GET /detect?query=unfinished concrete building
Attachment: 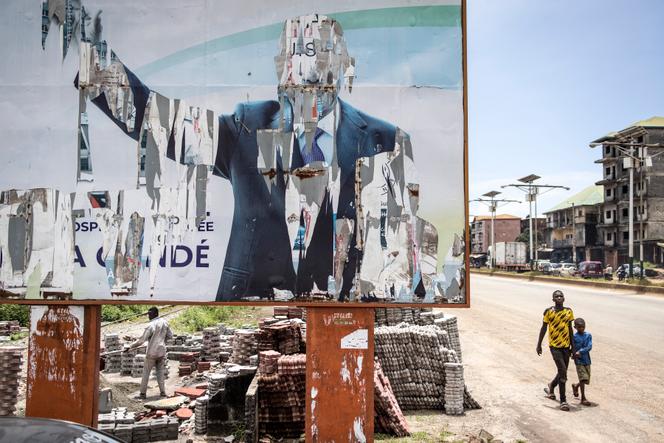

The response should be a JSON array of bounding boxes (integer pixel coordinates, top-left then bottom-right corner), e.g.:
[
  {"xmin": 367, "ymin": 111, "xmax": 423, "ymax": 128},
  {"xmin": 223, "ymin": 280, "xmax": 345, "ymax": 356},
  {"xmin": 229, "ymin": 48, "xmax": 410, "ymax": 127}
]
[
  {"xmin": 592, "ymin": 117, "xmax": 664, "ymax": 268},
  {"xmin": 543, "ymin": 185, "xmax": 603, "ymax": 263}
]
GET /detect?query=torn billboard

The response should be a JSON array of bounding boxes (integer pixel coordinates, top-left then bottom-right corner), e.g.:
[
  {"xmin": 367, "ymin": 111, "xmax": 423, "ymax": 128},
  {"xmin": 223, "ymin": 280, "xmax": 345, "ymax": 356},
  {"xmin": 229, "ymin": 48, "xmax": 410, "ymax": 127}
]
[{"xmin": 0, "ymin": 0, "xmax": 467, "ymax": 304}]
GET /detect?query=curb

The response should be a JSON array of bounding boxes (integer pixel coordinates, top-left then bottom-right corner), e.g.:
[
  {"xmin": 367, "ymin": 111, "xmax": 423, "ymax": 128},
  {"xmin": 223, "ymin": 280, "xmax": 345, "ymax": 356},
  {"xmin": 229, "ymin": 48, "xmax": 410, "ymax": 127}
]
[{"xmin": 470, "ymin": 270, "xmax": 664, "ymax": 295}]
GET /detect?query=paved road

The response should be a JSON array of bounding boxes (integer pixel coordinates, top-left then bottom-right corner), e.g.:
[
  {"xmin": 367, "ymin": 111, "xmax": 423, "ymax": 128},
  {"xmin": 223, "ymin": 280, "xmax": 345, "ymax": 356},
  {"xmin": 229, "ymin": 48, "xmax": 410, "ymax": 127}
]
[{"xmin": 448, "ymin": 274, "xmax": 664, "ymax": 442}]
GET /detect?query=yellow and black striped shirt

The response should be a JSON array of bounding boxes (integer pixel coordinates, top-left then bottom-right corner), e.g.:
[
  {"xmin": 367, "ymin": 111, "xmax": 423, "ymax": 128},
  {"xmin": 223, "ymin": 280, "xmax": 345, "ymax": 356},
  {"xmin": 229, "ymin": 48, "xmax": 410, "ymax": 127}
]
[{"xmin": 543, "ymin": 306, "xmax": 574, "ymax": 348}]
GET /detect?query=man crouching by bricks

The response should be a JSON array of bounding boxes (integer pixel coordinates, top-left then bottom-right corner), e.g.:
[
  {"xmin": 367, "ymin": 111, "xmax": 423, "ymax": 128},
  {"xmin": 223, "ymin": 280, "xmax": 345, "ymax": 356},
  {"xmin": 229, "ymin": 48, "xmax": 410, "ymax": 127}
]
[
  {"xmin": 130, "ymin": 307, "xmax": 173, "ymax": 399},
  {"xmin": 536, "ymin": 290, "xmax": 575, "ymax": 411}
]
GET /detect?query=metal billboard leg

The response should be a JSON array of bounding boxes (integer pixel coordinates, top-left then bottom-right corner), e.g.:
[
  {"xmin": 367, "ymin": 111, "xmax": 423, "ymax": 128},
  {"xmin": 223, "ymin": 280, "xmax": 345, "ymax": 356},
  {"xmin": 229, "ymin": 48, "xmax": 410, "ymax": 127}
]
[
  {"xmin": 306, "ymin": 307, "xmax": 374, "ymax": 442},
  {"xmin": 26, "ymin": 304, "xmax": 101, "ymax": 427}
]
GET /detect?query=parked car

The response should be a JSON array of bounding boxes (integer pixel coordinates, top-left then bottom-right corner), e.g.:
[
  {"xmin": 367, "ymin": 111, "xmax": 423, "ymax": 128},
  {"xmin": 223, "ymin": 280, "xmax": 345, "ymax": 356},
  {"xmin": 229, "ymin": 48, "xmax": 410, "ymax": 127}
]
[
  {"xmin": 578, "ymin": 261, "xmax": 603, "ymax": 278},
  {"xmin": 0, "ymin": 417, "xmax": 122, "ymax": 443},
  {"xmin": 615, "ymin": 264, "xmax": 658, "ymax": 278},
  {"xmin": 534, "ymin": 259, "xmax": 551, "ymax": 271},
  {"xmin": 543, "ymin": 263, "xmax": 561, "ymax": 275},
  {"xmin": 556, "ymin": 263, "xmax": 577, "ymax": 277}
]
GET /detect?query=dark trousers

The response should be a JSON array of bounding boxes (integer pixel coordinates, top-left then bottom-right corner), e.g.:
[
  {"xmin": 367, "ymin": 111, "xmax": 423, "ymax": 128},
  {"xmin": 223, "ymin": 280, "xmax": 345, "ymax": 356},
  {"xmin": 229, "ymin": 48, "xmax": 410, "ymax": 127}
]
[{"xmin": 550, "ymin": 347, "xmax": 570, "ymax": 402}]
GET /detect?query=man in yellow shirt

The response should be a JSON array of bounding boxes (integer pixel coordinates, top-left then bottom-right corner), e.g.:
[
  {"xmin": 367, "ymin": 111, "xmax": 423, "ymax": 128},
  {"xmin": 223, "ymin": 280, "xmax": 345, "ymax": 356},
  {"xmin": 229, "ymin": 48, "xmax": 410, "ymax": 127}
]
[{"xmin": 536, "ymin": 290, "xmax": 575, "ymax": 411}]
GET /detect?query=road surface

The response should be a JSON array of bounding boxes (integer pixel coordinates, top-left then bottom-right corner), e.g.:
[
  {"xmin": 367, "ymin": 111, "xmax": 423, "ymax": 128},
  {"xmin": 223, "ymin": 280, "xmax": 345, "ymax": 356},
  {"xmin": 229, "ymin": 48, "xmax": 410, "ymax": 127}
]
[{"xmin": 442, "ymin": 274, "xmax": 664, "ymax": 442}]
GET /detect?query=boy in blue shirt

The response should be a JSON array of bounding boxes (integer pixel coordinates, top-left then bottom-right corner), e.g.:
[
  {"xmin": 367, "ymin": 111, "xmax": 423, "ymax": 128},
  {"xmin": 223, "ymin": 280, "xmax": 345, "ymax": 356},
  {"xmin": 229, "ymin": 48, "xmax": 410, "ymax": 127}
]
[{"xmin": 572, "ymin": 318, "xmax": 593, "ymax": 406}]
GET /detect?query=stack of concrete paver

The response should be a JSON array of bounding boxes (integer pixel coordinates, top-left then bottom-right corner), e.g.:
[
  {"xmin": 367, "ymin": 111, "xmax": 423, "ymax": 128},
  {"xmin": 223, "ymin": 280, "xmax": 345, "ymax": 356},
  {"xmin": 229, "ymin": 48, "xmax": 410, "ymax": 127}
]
[
  {"xmin": 256, "ymin": 320, "xmax": 302, "ymax": 355},
  {"xmin": 132, "ymin": 354, "xmax": 146, "ymax": 378},
  {"xmin": 207, "ymin": 373, "xmax": 226, "ymax": 396},
  {"xmin": 374, "ymin": 359, "xmax": 409, "ymax": 437},
  {"xmin": 443, "ymin": 363, "xmax": 465, "ymax": 415},
  {"xmin": 121, "ymin": 345, "xmax": 144, "ymax": 375},
  {"xmin": 103, "ymin": 334, "xmax": 123, "ymax": 373},
  {"xmin": 435, "ymin": 315, "xmax": 462, "ymax": 362},
  {"xmin": 0, "ymin": 321, "xmax": 21, "ymax": 336},
  {"xmin": 256, "ymin": 353, "xmax": 306, "ymax": 438},
  {"xmin": 194, "ymin": 395, "xmax": 209, "ymax": 434},
  {"xmin": 374, "ymin": 319, "xmax": 480, "ymax": 414},
  {"xmin": 98, "ymin": 409, "xmax": 179, "ymax": 443},
  {"xmin": 374, "ymin": 307, "xmax": 439, "ymax": 327},
  {"xmin": 178, "ymin": 352, "xmax": 199, "ymax": 376},
  {"xmin": 132, "ymin": 421, "xmax": 151, "ymax": 443},
  {"xmin": 0, "ymin": 347, "xmax": 23, "ymax": 416},
  {"xmin": 375, "ymin": 324, "xmax": 449, "ymax": 410},
  {"xmin": 202, "ymin": 327, "xmax": 222, "ymax": 361},
  {"xmin": 230, "ymin": 329, "xmax": 257, "ymax": 365}
]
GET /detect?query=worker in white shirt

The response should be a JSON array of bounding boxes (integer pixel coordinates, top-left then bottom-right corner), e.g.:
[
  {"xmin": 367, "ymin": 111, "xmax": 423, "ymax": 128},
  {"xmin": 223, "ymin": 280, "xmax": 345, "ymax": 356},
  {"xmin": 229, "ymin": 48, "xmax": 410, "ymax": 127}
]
[{"xmin": 130, "ymin": 307, "xmax": 173, "ymax": 399}]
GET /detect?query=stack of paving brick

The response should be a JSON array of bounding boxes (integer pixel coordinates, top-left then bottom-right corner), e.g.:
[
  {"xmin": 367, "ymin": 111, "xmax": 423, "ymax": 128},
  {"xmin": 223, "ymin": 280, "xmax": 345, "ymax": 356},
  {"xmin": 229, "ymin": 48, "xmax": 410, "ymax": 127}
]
[
  {"xmin": 194, "ymin": 395, "xmax": 209, "ymax": 434},
  {"xmin": 97, "ymin": 408, "xmax": 136, "ymax": 441},
  {"xmin": 207, "ymin": 373, "xmax": 226, "ymax": 396},
  {"xmin": 132, "ymin": 354, "xmax": 146, "ymax": 378},
  {"xmin": 435, "ymin": 315, "xmax": 462, "ymax": 362},
  {"xmin": 103, "ymin": 334, "xmax": 123, "ymax": 373},
  {"xmin": 0, "ymin": 321, "xmax": 21, "ymax": 336},
  {"xmin": 121, "ymin": 345, "xmax": 143, "ymax": 375},
  {"xmin": 178, "ymin": 352, "xmax": 199, "ymax": 376},
  {"xmin": 443, "ymin": 363, "xmax": 464, "ymax": 415},
  {"xmin": 0, "ymin": 347, "xmax": 23, "ymax": 416},
  {"xmin": 374, "ymin": 324, "xmax": 450, "ymax": 410},
  {"xmin": 256, "ymin": 321, "xmax": 301, "ymax": 355},
  {"xmin": 258, "ymin": 350, "xmax": 280, "ymax": 374},
  {"xmin": 132, "ymin": 420, "xmax": 151, "ymax": 443},
  {"xmin": 374, "ymin": 322, "xmax": 480, "ymax": 414},
  {"xmin": 149, "ymin": 417, "xmax": 170, "ymax": 441},
  {"xmin": 287, "ymin": 307, "xmax": 304, "ymax": 319},
  {"xmin": 202, "ymin": 327, "xmax": 222, "ymax": 361},
  {"xmin": 256, "ymin": 353, "xmax": 306, "ymax": 438},
  {"xmin": 230, "ymin": 329, "xmax": 257, "ymax": 365},
  {"xmin": 374, "ymin": 360, "xmax": 409, "ymax": 437},
  {"xmin": 374, "ymin": 307, "xmax": 438, "ymax": 327}
]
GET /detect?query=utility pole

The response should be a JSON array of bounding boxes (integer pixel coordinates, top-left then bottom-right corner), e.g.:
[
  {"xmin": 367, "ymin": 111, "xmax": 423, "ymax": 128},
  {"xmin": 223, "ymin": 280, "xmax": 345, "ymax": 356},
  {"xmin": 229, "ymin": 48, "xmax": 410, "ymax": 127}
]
[
  {"xmin": 590, "ymin": 139, "xmax": 663, "ymax": 279},
  {"xmin": 570, "ymin": 202, "xmax": 576, "ymax": 263},
  {"xmin": 502, "ymin": 175, "xmax": 569, "ymax": 270},
  {"xmin": 470, "ymin": 191, "xmax": 520, "ymax": 269}
]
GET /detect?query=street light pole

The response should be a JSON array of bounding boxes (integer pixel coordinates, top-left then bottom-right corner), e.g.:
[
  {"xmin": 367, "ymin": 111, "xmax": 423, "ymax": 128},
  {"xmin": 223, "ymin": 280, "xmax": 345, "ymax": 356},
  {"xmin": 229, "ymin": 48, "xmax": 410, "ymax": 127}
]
[
  {"xmin": 470, "ymin": 191, "xmax": 520, "ymax": 269},
  {"xmin": 629, "ymin": 147, "xmax": 635, "ymax": 279},
  {"xmin": 502, "ymin": 175, "xmax": 569, "ymax": 271}
]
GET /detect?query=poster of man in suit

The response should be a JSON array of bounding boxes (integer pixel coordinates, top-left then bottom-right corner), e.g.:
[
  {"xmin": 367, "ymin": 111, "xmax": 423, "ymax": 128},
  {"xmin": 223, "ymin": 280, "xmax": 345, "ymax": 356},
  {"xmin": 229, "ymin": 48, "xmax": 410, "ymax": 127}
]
[{"xmin": 0, "ymin": 0, "xmax": 466, "ymax": 305}]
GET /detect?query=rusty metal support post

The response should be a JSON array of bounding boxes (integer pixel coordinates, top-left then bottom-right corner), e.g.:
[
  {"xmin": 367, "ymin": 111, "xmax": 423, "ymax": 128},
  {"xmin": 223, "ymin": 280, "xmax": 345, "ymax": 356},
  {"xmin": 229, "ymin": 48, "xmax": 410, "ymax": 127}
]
[
  {"xmin": 306, "ymin": 307, "xmax": 374, "ymax": 442},
  {"xmin": 26, "ymin": 304, "xmax": 101, "ymax": 426}
]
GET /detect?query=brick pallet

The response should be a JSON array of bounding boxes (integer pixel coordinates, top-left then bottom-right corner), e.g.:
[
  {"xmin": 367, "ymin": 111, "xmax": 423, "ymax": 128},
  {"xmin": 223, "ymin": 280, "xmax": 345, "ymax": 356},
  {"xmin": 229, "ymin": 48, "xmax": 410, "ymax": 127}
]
[{"xmin": 0, "ymin": 347, "xmax": 22, "ymax": 416}]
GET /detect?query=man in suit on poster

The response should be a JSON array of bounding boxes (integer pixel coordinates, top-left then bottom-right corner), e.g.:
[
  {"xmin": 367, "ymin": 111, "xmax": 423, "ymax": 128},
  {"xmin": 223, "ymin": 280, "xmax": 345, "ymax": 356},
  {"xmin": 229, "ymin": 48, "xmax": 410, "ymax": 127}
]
[{"xmin": 75, "ymin": 14, "xmax": 412, "ymax": 301}]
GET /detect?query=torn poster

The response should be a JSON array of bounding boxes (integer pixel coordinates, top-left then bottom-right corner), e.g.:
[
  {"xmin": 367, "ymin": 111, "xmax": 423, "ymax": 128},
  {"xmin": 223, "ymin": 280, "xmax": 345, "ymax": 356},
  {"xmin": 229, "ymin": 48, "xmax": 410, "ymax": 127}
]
[{"xmin": 0, "ymin": 2, "xmax": 467, "ymax": 305}]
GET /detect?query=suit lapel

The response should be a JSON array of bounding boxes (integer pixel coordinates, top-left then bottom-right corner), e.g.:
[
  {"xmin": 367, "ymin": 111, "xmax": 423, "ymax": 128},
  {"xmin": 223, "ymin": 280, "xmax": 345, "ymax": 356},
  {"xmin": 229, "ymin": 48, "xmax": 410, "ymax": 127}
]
[{"xmin": 337, "ymin": 99, "xmax": 367, "ymax": 186}]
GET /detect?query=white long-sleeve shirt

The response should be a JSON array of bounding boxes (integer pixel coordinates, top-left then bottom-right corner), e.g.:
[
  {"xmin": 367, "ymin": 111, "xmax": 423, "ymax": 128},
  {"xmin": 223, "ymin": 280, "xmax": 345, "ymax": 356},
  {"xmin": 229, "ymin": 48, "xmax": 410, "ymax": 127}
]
[{"xmin": 131, "ymin": 317, "xmax": 173, "ymax": 358}]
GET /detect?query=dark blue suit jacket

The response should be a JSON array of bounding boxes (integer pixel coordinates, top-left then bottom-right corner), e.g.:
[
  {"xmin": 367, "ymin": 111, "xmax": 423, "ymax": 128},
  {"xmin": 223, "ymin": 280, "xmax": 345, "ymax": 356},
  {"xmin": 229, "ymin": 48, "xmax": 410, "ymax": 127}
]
[{"xmin": 88, "ymin": 69, "xmax": 396, "ymax": 300}]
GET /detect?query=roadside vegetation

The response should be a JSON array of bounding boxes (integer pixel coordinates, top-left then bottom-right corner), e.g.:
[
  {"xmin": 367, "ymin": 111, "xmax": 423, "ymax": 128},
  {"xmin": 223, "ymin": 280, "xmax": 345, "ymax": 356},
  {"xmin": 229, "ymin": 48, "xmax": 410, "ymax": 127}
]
[
  {"xmin": 0, "ymin": 304, "xmax": 29, "ymax": 326},
  {"xmin": 169, "ymin": 306, "xmax": 260, "ymax": 333}
]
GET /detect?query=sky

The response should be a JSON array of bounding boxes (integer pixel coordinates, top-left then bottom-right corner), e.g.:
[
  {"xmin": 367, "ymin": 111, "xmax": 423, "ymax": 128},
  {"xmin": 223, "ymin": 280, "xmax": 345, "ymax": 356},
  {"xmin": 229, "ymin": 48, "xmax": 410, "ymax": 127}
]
[{"xmin": 467, "ymin": 0, "xmax": 664, "ymax": 218}]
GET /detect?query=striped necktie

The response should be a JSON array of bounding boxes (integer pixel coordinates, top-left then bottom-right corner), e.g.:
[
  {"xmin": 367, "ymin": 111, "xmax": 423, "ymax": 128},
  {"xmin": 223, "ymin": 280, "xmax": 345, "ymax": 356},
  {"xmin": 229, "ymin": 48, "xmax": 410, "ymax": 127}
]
[{"xmin": 301, "ymin": 127, "xmax": 326, "ymax": 164}]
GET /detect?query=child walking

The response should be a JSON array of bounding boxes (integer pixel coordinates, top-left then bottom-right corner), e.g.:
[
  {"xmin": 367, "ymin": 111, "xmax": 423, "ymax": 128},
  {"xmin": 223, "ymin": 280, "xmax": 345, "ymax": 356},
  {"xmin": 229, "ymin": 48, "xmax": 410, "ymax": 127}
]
[{"xmin": 572, "ymin": 317, "xmax": 593, "ymax": 406}]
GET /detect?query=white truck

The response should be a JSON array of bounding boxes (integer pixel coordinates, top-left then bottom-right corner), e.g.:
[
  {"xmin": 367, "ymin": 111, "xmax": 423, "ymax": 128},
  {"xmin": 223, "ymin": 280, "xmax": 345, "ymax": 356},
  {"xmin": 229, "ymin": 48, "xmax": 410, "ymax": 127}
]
[{"xmin": 489, "ymin": 242, "xmax": 528, "ymax": 271}]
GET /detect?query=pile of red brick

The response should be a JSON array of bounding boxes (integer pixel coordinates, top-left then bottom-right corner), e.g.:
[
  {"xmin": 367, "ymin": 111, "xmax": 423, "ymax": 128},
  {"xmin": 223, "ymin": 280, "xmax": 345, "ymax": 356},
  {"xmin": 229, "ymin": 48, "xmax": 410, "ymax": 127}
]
[
  {"xmin": 256, "ymin": 352, "xmax": 306, "ymax": 438},
  {"xmin": 374, "ymin": 360, "xmax": 410, "ymax": 437},
  {"xmin": 0, "ymin": 347, "xmax": 22, "ymax": 416},
  {"xmin": 178, "ymin": 352, "xmax": 199, "ymax": 376}
]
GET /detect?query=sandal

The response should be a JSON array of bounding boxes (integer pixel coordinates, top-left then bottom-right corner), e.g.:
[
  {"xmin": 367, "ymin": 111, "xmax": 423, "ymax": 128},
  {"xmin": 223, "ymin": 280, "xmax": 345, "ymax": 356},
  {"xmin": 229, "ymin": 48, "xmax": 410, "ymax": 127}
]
[
  {"xmin": 560, "ymin": 402, "xmax": 570, "ymax": 411},
  {"xmin": 544, "ymin": 386, "xmax": 556, "ymax": 400},
  {"xmin": 581, "ymin": 400, "xmax": 591, "ymax": 406},
  {"xmin": 572, "ymin": 383, "xmax": 579, "ymax": 398}
]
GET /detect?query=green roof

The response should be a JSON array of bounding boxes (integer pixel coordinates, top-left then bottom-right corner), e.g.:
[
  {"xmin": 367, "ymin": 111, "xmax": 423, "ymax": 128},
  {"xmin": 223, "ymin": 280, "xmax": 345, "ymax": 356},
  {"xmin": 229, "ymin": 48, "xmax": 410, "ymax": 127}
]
[
  {"xmin": 592, "ymin": 116, "xmax": 664, "ymax": 143},
  {"xmin": 629, "ymin": 116, "xmax": 664, "ymax": 128},
  {"xmin": 544, "ymin": 185, "xmax": 604, "ymax": 213}
]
